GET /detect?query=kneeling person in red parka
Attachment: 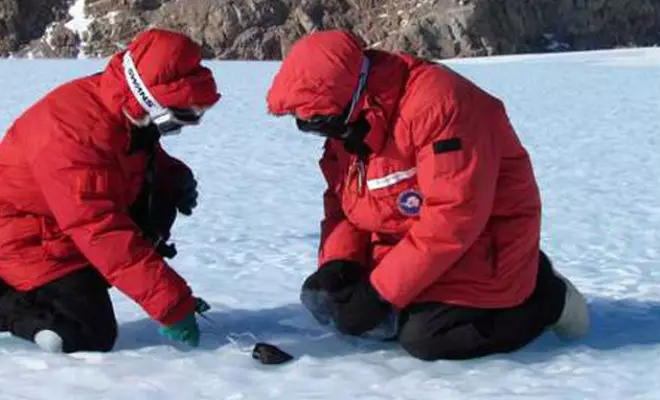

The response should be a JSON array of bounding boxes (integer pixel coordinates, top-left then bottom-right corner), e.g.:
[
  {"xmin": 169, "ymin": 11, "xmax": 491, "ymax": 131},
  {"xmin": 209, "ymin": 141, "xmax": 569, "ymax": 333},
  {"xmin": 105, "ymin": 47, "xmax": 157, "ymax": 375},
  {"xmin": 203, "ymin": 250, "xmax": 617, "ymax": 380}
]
[
  {"xmin": 0, "ymin": 29, "xmax": 220, "ymax": 353},
  {"xmin": 267, "ymin": 30, "xmax": 590, "ymax": 360}
]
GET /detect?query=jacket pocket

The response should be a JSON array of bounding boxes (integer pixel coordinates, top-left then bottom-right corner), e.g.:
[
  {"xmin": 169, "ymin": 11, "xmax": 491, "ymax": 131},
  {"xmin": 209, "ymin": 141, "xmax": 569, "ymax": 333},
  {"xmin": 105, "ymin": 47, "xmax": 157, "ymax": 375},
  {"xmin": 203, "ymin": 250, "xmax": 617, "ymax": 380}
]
[{"xmin": 343, "ymin": 158, "xmax": 421, "ymax": 232}]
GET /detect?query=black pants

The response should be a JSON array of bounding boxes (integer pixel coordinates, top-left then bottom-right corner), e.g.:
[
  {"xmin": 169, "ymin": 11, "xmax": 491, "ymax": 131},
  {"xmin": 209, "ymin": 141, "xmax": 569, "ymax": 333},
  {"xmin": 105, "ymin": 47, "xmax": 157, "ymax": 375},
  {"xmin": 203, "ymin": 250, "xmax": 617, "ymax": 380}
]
[
  {"xmin": 0, "ymin": 268, "xmax": 117, "ymax": 353},
  {"xmin": 398, "ymin": 251, "xmax": 566, "ymax": 361}
]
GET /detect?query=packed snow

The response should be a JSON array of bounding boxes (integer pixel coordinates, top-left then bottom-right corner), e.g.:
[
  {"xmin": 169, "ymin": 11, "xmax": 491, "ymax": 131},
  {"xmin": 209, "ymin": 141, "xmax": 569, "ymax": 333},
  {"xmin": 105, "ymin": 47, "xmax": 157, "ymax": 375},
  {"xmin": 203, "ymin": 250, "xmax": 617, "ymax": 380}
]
[{"xmin": 0, "ymin": 47, "xmax": 659, "ymax": 399}]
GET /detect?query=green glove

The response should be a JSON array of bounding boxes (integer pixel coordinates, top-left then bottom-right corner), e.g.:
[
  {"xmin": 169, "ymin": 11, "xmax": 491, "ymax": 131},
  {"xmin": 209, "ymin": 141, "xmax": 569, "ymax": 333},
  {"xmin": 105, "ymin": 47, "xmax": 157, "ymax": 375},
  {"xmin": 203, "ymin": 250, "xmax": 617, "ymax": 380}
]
[
  {"xmin": 158, "ymin": 313, "xmax": 200, "ymax": 347},
  {"xmin": 158, "ymin": 297, "xmax": 211, "ymax": 347}
]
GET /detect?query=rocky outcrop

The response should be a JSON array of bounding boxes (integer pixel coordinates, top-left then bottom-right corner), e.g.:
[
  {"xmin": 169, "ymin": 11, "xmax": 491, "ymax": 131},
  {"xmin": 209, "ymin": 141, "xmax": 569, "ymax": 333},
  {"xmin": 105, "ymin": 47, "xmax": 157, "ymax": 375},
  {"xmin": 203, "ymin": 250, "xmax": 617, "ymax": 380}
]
[
  {"xmin": 3, "ymin": 0, "xmax": 660, "ymax": 60},
  {"xmin": 0, "ymin": 0, "xmax": 71, "ymax": 56}
]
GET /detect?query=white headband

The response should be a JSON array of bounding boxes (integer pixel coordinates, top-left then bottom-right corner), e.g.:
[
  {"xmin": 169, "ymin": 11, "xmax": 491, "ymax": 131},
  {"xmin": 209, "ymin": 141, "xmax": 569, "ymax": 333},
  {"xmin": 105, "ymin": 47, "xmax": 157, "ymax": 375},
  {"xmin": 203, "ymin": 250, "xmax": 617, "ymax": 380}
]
[{"xmin": 122, "ymin": 51, "xmax": 168, "ymax": 120}]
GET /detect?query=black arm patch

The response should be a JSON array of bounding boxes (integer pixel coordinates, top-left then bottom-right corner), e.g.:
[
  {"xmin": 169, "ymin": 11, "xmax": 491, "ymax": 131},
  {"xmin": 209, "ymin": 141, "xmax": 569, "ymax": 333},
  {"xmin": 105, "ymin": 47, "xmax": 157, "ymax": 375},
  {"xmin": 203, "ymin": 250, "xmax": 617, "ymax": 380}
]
[{"xmin": 433, "ymin": 138, "xmax": 462, "ymax": 154}]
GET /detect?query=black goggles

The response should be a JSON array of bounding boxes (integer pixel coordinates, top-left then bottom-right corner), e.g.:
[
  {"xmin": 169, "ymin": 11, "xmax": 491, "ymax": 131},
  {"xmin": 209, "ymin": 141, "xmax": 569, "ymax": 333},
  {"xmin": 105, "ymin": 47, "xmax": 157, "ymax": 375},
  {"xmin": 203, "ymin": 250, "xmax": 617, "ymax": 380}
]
[
  {"xmin": 296, "ymin": 114, "xmax": 351, "ymax": 139},
  {"xmin": 152, "ymin": 107, "xmax": 205, "ymax": 136},
  {"xmin": 295, "ymin": 56, "xmax": 371, "ymax": 138}
]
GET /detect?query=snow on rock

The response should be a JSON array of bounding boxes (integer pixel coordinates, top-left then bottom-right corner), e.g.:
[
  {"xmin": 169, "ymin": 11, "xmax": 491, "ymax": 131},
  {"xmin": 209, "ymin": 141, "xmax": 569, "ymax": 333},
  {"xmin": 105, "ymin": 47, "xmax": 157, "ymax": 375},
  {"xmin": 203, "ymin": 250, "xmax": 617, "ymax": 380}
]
[{"xmin": 64, "ymin": 0, "xmax": 94, "ymax": 58}]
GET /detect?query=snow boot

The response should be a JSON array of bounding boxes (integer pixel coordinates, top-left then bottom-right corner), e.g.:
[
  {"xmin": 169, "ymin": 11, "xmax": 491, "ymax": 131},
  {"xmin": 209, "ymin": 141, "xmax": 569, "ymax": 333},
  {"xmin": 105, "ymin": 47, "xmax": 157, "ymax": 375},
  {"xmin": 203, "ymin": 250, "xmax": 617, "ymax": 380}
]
[
  {"xmin": 551, "ymin": 269, "xmax": 590, "ymax": 340},
  {"xmin": 34, "ymin": 330, "xmax": 64, "ymax": 353}
]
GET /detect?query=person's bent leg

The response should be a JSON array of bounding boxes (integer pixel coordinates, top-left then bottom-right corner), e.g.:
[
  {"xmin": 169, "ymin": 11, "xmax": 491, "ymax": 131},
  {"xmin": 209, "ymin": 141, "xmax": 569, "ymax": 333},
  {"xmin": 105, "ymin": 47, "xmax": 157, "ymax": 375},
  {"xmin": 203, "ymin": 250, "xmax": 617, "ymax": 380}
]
[
  {"xmin": 398, "ymin": 303, "xmax": 496, "ymax": 360},
  {"xmin": 398, "ymin": 251, "xmax": 570, "ymax": 361},
  {"xmin": 0, "ymin": 268, "xmax": 117, "ymax": 353}
]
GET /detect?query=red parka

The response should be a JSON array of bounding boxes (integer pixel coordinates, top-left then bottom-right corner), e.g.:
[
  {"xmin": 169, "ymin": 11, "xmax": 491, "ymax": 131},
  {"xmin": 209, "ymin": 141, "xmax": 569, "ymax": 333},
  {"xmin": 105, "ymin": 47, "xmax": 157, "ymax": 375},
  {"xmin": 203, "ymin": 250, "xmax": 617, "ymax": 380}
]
[
  {"xmin": 268, "ymin": 31, "xmax": 542, "ymax": 310},
  {"xmin": 0, "ymin": 29, "xmax": 220, "ymax": 325}
]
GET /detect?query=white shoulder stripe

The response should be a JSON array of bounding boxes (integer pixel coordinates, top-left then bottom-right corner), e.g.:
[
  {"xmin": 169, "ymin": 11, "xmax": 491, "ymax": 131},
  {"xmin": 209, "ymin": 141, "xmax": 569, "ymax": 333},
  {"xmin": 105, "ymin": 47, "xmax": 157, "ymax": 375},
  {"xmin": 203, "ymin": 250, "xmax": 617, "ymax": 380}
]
[{"xmin": 367, "ymin": 168, "xmax": 417, "ymax": 190}]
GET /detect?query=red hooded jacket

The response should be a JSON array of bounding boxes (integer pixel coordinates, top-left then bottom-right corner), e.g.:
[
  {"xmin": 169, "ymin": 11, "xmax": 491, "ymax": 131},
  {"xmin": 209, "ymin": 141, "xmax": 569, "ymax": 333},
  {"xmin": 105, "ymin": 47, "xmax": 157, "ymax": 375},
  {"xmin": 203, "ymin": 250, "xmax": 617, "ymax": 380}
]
[
  {"xmin": 0, "ymin": 29, "xmax": 220, "ymax": 325},
  {"xmin": 268, "ymin": 31, "xmax": 541, "ymax": 310}
]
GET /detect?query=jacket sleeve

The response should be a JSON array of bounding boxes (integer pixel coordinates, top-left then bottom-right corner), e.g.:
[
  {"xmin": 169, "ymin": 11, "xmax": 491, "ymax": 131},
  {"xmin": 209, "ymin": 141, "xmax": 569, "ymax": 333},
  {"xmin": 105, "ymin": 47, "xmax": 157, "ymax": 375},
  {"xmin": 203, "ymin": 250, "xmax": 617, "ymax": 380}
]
[
  {"xmin": 370, "ymin": 100, "xmax": 502, "ymax": 309},
  {"xmin": 31, "ymin": 134, "xmax": 194, "ymax": 326},
  {"xmin": 318, "ymin": 141, "xmax": 371, "ymax": 267}
]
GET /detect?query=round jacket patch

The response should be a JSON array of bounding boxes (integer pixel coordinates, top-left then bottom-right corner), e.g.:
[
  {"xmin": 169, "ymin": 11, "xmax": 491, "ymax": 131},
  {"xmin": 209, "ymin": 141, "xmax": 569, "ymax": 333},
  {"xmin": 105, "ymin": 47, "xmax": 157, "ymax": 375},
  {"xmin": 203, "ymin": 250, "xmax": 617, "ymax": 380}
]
[{"xmin": 397, "ymin": 189, "xmax": 423, "ymax": 216}]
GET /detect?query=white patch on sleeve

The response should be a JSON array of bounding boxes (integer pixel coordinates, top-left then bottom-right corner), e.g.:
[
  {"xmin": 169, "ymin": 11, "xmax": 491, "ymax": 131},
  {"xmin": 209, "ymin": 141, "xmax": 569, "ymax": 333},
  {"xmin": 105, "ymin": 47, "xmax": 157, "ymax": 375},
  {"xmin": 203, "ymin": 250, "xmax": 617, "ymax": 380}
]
[{"xmin": 366, "ymin": 168, "xmax": 417, "ymax": 190}]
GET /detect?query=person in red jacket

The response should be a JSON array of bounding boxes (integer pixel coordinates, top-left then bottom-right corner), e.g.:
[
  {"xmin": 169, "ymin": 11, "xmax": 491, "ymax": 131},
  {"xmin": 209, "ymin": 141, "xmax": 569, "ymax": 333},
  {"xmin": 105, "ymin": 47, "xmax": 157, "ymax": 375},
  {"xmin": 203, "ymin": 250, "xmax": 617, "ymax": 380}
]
[
  {"xmin": 0, "ymin": 29, "xmax": 220, "ymax": 353},
  {"xmin": 267, "ymin": 30, "xmax": 590, "ymax": 360}
]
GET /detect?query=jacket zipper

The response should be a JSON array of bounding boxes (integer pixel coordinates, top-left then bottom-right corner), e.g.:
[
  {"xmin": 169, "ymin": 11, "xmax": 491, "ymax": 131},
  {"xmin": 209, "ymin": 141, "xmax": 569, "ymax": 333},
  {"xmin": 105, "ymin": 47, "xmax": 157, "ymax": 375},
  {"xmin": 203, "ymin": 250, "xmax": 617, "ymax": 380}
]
[{"xmin": 348, "ymin": 155, "xmax": 367, "ymax": 196}]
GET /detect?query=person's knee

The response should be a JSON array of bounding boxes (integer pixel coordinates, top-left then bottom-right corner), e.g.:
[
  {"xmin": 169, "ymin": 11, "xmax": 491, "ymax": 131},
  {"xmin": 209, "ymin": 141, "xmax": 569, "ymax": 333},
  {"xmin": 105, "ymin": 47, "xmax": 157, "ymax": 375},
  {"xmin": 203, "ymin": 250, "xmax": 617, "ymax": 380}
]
[
  {"xmin": 87, "ymin": 319, "xmax": 117, "ymax": 352},
  {"xmin": 398, "ymin": 313, "xmax": 497, "ymax": 361},
  {"xmin": 60, "ymin": 319, "xmax": 118, "ymax": 353},
  {"xmin": 399, "ymin": 337, "xmax": 443, "ymax": 361},
  {"xmin": 398, "ymin": 319, "xmax": 448, "ymax": 361},
  {"xmin": 399, "ymin": 330, "xmax": 469, "ymax": 361},
  {"xmin": 93, "ymin": 322, "xmax": 117, "ymax": 352},
  {"xmin": 400, "ymin": 331, "xmax": 499, "ymax": 361}
]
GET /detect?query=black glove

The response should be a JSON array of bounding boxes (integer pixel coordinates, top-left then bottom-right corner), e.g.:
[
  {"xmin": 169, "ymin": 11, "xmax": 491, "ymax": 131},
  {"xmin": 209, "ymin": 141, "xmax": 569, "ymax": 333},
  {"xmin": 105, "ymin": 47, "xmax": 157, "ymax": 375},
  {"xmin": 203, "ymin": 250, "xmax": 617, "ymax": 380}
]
[
  {"xmin": 329, "ymin": 278, "xmax": 392, "ymax": 336},
  {"xmin": 300, "ymin": 260, "xmax": 392, "ymax": 336},
  {"xmin": 300, "ymin": 260, "xmax": 364, "ymax": 325},
  {"xmin": 301, "ymin": 260, "xmax": 363, "ymax": 293},
  {"xmin": 174, "ymin": 169, "xmax": 198, "ymax": 216}
]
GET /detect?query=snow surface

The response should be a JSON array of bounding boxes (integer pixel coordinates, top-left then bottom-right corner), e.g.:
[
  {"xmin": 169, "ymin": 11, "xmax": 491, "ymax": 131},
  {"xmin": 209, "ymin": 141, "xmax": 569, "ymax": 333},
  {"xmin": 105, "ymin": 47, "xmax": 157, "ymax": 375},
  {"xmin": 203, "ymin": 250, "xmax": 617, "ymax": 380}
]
[{"xmin": 0, "ymin": 47, "xmax": 660, "ymax": 399}]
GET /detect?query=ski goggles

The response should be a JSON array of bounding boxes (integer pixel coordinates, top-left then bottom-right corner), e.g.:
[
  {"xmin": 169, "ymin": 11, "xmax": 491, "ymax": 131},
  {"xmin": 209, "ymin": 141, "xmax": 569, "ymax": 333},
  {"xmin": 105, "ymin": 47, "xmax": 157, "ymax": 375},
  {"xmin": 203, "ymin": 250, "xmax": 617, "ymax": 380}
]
[
  {"xmin": 296, "ymin": 56, "xmax": 371, "ymax": 138},
  {"xmin": 123, "ymin": 51, "xmax": 205, "ymax": 136},
  {"xmin": 150, "ymin": 107, "xmax": 205, "ymax": 136},
  {"xmin": 296, "ymin": 114, "xmax": 352, "ymax": 139}
]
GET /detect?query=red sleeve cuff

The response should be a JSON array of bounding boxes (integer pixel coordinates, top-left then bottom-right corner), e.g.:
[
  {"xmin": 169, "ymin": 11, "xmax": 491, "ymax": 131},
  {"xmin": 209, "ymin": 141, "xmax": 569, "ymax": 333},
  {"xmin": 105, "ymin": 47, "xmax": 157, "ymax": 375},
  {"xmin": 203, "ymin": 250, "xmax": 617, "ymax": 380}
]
[{"xmin": 157, "ymin": 295, "xmax": 195, "ymax": 326}]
